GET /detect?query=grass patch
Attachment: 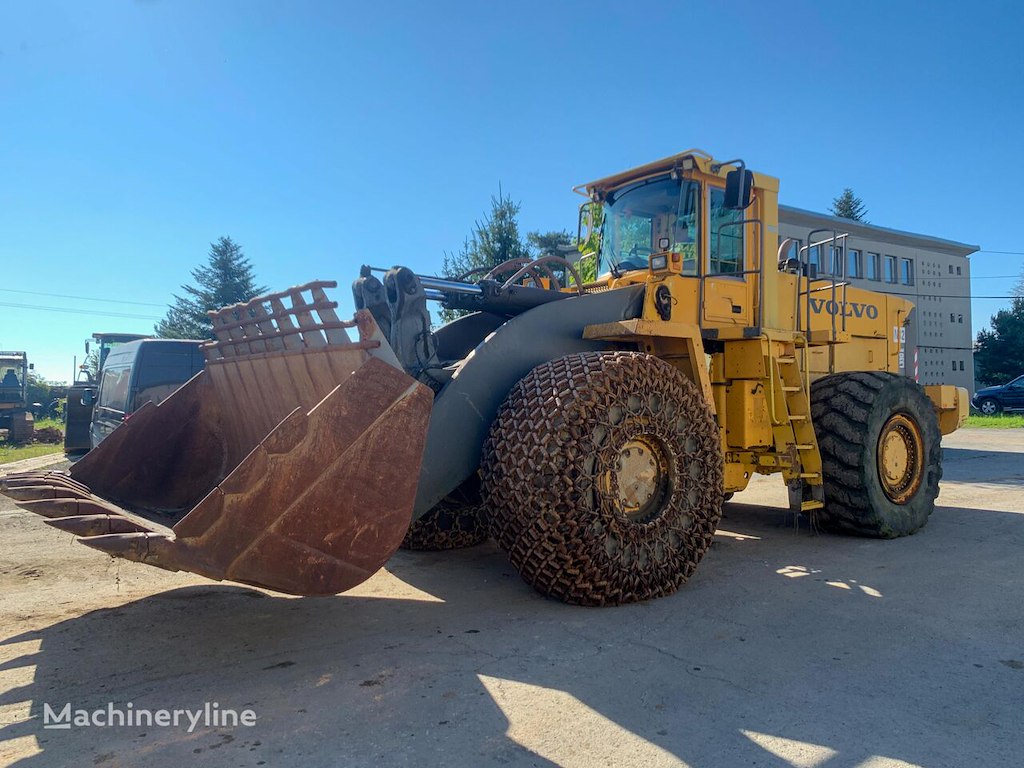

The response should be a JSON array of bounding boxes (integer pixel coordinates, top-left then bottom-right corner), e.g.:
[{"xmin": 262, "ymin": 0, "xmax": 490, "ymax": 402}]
[
  {"xmin": 0, "ymin": 442, "xmax": 64, "ymax": 465},
  {"xmin": 964, "ymin": 414, "xmax": 1024, "ymax": 428},
  {"xmin": 33, "ymin": 416, "xmax": 63, "ymax": 431}
]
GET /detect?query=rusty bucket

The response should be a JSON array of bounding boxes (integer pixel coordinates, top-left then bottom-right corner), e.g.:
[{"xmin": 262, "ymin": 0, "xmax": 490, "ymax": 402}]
[{"xmin": 1, "ymin": 282, "xmax": 432, "ymax": 596}]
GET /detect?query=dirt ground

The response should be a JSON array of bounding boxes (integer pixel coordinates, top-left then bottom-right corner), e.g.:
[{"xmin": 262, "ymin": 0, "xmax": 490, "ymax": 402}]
[{"xmin": 1, "ymin": 428, "xmax": 1022, "ymax": 767}]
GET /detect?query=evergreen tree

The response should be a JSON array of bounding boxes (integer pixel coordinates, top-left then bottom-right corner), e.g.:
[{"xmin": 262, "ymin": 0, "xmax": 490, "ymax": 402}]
[
  {"xmin": 527, "ymin": 229, "xmax": 574, "ymax": 258},
  {"xmin": 974, "ymin": 297, "xmax": 1024, "ymax": 386},
  {"xmin": 829, "ymin": 188, "xmax": 868, "ymax": 222},
  {"xmin": 439, "ymin": 191, "xmax": 532, "ymax": 323},
  {"xmin": 156, "ymin": 237, "xmax": 266, "ymax": 339}
]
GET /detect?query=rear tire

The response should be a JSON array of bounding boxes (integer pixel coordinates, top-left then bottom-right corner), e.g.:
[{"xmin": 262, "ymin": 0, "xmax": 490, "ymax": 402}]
[
  {"xmin": 810, "ymin": 372, "xmax": 942, "ymax": 538},
  {"xmin": 482, "ymin": 352, "xmax": 723, "ymax": 606}
]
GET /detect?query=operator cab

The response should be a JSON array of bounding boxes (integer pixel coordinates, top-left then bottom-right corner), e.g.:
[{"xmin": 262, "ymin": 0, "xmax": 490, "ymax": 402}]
[
  {"xmin": 579, "ymin": 153, "xmax": 754, "ymax": 284},
  {"xmin": 0, "ymin": 353, "xmax": 28, "ymax": 403}
]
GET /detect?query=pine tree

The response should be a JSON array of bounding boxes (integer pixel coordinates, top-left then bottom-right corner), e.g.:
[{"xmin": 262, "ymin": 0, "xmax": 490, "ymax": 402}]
[
  {"xmin": 439, "ymin": 191, "xmax": 532, "ymax": 323},
  {"xmin": 156, "ymin": 237, "xmax": 267, "ymax": 339},
  {"xmin": 829, "ymin": 188, "xmax": 868, "ymax": 222}
]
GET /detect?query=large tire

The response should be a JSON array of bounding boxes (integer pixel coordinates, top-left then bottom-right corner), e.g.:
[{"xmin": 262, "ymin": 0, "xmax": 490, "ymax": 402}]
[
  {"xmin": 810, "ymin": 372, "xmax": 942, "ymax": 538},
  {"xmin": 400, "ymin": 478, "xmax": 489, "ymax": 551},
  {"xmin": 481, "ymin": 352, "xmax": 724, "ymax": 606}
]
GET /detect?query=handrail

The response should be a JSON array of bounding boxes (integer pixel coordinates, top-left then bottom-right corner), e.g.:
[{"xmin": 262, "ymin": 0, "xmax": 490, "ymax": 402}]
[{"xmin": 798, "ymin": 229, "xmax": 850, "ymax": 345}]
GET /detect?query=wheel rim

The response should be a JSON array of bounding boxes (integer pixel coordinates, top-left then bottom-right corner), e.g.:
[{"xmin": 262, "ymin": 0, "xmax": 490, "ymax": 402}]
[
  {"xmin": 608, "ymin": 435, "xmax": 673, "ymax": 524},
  {"xmin": 877, "ymin": 413, "xmax": 925, "ymax": 504},
  {"xmin": 981, "ymin": 400, "xmax": 997, "ymax": 415}
]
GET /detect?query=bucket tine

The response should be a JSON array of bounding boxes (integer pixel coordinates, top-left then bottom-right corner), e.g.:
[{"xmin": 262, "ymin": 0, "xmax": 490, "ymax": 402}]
[
  {"xmin": 16, "ymin": 498, "xmax": 127, "ymax": 519},
  {"xmin": 78, "ymin": 533, "xmax": 186, "ymax": 573},
  {"xmin": 2, "ymin": 475, "xmax": 90, "ymax": 493},
  {"xmin": 44, "ymin": 515, "xmax": 150, "ymax": 536},
  {"xmin": 4, "ymin": 485, "xmax": 89, "ymax": 502}
]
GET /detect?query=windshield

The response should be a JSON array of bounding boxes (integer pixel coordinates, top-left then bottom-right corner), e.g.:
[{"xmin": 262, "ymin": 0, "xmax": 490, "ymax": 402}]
[{"xmin": 599, "ymin": 177, "xmax": 698, "ymax": 275}]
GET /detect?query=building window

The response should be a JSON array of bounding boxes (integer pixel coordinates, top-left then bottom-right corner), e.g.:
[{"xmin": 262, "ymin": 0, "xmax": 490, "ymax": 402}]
[
  {"xmin": 956, "ymin": 266, "xmax": 962, "ymax": 275},
  {"xmin": 866, "ymin": 252, "xmax": 880, "ymax": 280},
  {"xmin": 884, "ymin": 255, "xmax": 897, "ymax": 283},
  {"xmin": 828, "ymin": 246, "xmax": 843, "ymax": 275},
  {"xmin": 949, "ymin": 265, "xmax": 954, "ymax": 274},
  {"xmin": 900, "ymin": 258, "xmax": 914, "ymax": 285},
  {"xmin": 847, "ymin": 249, "xmax": 862, "ymax": 278},
  {"xmin": 950, "ymin": 313, "xmax": 956, "ymax": 322},
  {"xmin": 952, "ymin": 360, "xmax": 956, "ymax": 371},
  {"xmin": 958, "ymin": 314, "xmax": 963, "ymax": 323},
  {"xmin": 808, "ymin": 245, "xmax": 820, "ymax": 272},
  {"xmin": 959, "ymin": 361, "xmax": 965, "ymax": 371}
]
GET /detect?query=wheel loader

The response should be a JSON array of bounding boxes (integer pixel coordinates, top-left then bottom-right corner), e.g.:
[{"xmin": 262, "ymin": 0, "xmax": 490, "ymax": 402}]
[{"xmin": 0, "ymin": 150, "xmax": 969, "ymax": 606}]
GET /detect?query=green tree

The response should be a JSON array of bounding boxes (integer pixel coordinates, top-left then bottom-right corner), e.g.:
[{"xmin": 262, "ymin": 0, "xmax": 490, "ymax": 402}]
[
  {"xmin": 527, "ymin": 229, "xmax": 574, "ymax": 258},
  {"xmin": 829, "ymin": 188, "xmax": 868, "ymax": 222},
  {"xmin": 974, "ymin": 297, "xmax": 1024, "ymax": 386},
  {"xmin": 440, "ymin": 191, "xmax": 532, "ymax": 323},
  {"xmin": 156, "ymin": 237, "xmax": 266, "ymax": 340}
]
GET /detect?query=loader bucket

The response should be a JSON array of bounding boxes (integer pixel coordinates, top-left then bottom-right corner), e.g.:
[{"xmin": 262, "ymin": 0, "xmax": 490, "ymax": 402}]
[{"xmin": 0, "ymin": 282, "xmax": 433, "ymax": 596}]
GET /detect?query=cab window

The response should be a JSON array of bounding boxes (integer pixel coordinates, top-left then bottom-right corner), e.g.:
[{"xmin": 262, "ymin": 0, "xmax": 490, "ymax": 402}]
[{"xmin": 709, "ymin": 186, "xmax": 744, "ymax": 275}]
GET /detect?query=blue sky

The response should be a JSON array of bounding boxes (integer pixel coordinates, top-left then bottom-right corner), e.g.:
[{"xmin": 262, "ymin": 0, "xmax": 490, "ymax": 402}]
[{"xmin": 2, "ymin": 0, "xmax": 1022, "ymax": 381}]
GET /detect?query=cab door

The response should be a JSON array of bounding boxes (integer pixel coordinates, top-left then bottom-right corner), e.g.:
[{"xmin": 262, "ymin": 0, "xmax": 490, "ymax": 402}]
[{"xmin": 701, "ymin": 183, "xmax": 755, "ymax": 326}]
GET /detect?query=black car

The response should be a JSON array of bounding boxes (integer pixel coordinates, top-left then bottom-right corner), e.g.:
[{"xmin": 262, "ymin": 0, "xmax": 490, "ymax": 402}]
[{"xmin": 972, "ymin": 374, "xmax": 1024, "ymax": 415}]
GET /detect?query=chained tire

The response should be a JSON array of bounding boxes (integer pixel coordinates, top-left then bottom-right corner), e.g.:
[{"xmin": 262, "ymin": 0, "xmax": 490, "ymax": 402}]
[
  {"xmin": 810, "ymin": 371, "xmax": 942, "ymax": 538},
  {"xmin": 481, "ymin": 352, "xmax": 724, "ymax": 606},
  {"xmin": 401, "ymin": 477, "xmax": 489, "ymax": 551}
]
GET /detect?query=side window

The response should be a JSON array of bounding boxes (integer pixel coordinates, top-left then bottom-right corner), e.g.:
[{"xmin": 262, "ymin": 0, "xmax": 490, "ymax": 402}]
[
  {"xmin": 709, "ymin": 187, "xmax": 744, "ymax": 275},
  {"xmin": 98, "ymin": 366, "xmax": 131, "ymax": 413},
  {"xmin": 674, "ymin": 182, "xmax": 699, "ymax": 276}
]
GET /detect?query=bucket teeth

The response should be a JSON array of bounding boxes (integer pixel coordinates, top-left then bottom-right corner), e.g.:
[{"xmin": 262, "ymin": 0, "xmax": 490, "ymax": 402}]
[
  {"xmin": 44, "ymin": 515, "xmax": 149, "ymax": 537},
  {"xmin": 78, "ymin": 533, "xmax": 182, "ymax": 573},
  {"xmin": 2, "ymin": 485, "xmax": 88, "ymax": 502},
  {"xmin": 14, "ymin": 498, "xmax": 121, "ymax": 519},
  {"xmin": 1, "ymin": 473, "xmax": 87, "ymax": 493}
]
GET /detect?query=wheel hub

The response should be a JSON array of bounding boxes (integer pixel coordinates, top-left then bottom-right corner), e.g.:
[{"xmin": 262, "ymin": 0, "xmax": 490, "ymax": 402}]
[
  {"xmin": 612, "ymin": 436, "xmax": 671, "ymax": 523},
  {"xmin": 877, "ymin": 413, "xmax": 924, "ymax": 504}
]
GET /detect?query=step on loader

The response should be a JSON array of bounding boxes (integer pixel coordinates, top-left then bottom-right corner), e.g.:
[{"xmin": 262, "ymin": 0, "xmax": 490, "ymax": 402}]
[{"xmin": 1, "ymin": 150, "xmax": 970, "ymax": 605}]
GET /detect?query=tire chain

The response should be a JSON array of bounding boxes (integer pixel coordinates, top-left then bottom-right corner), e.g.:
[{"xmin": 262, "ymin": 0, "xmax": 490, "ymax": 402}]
[
  {"xmin": 481, "ymin": 351, "xmax": 724, "ymax": 606},
  {"xmin": 400, "ymin": 497, "xmax": 489, "ymax": 551}
]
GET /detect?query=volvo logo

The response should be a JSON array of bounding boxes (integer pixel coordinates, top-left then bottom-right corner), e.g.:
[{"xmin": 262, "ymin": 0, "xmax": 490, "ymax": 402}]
[{"xmin": 809, "ymin": 298, "xmax": 879, "ymax": 319}]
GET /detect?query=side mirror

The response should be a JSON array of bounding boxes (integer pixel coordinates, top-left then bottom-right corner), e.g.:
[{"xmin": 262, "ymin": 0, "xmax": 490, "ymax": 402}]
[
  {"xmin": 724, "ymin": 169, "xmax": 754, "ymax": 210},
  {"xmin": 85, "ymin": 341, "xmax": 91, "ymax": 355},
  {"xmin": 81, "ymin": 389, "xmax": 96, "ymax": 406},
  {"xmin": 28, "ymin": 363, "xmax": 34, "ymax": 371}
]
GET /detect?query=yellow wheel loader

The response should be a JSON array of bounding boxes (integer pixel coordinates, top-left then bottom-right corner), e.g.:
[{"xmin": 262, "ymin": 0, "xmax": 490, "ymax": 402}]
[{"xmin": 0, "ymin": 150, "xmax": 968, "ymax": 605}]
